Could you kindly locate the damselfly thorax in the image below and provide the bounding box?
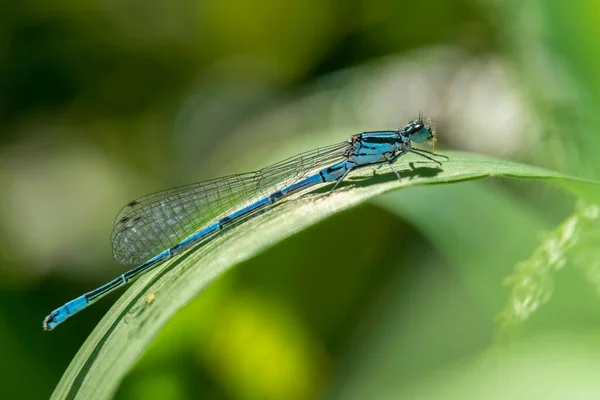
[346,131,410,166]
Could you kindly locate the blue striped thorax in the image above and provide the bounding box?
[347,131,405,165]
[346,116,437,166]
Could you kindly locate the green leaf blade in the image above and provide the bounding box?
[51,151,599,400]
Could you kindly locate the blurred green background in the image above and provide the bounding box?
[2,0,600,399]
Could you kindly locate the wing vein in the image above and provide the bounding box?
[110,141,349,264]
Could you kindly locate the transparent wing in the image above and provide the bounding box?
[110,140,350,264]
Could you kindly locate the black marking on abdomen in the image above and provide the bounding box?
[270,191,284,203]
[218,216,230,228]
[87,276,126,301]
[319,171,326,182]
[170,241,185,253]
[326,164,344,174]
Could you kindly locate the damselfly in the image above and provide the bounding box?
[43,115,444,330]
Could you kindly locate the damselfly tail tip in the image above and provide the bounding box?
[43,306,67,331]
[43,314,55,331]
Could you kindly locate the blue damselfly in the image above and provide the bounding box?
[43,115,444,330]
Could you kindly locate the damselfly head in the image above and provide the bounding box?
[405,116,437,153]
